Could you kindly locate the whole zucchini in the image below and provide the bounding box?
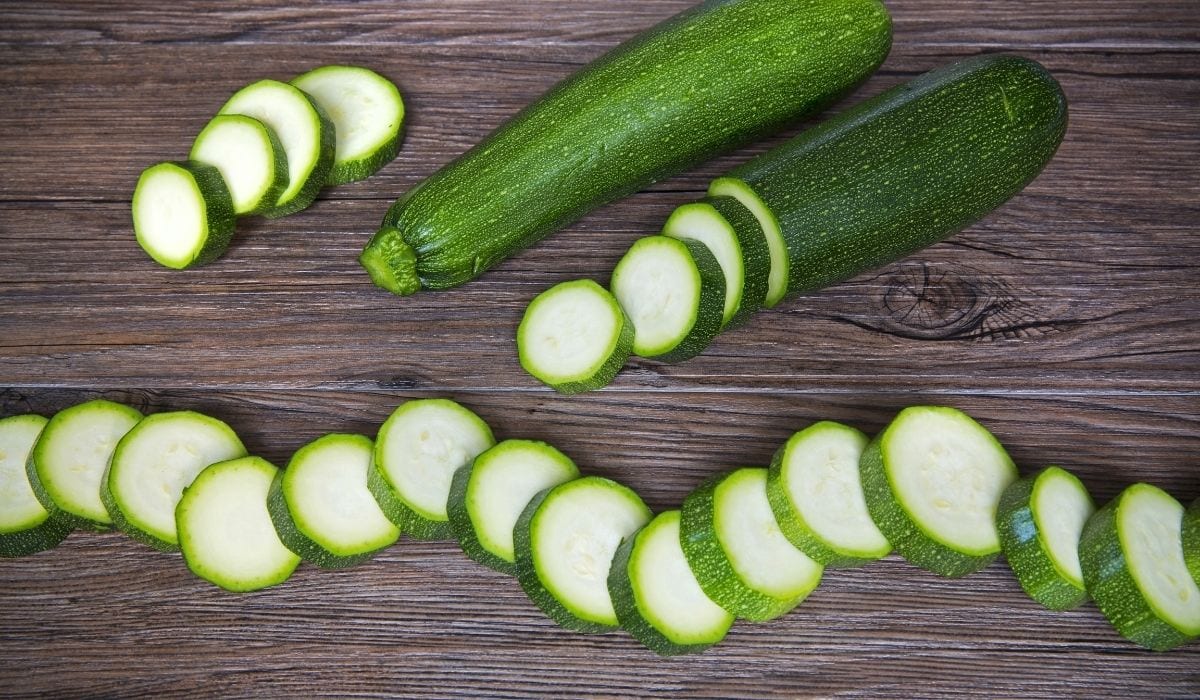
[361,0,893,295]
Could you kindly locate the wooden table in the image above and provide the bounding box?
[2,1,1197,696]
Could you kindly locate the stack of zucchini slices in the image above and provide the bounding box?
[132,65,405,270]
[3,399,1197,655]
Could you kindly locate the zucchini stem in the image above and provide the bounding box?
[360,226,421,295]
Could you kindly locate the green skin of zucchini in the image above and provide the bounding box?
[858,435,999,578]
[446,461,516,575]
[361,0,892,295]
[1184,498,1200,587]
[679,471,803,621]
[0,517,71,558]
[995,468,1089,611]
[641,237,726,363]
[134,161,237,270]
[723,53,1068,298]
[701,196,771,329]
[266,469,393,569]
[1079,491,1195,652]
[366,460,452,541]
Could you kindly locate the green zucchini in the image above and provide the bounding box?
[514,476,651,633]
[361,0,893,295]
[1079,483,1200,651]
[680,467,824,621]
[765,421,890,567]
[0,414,71,557]
[189,114,289,216]
[608,510,734,655]
[267,433,399,568]
[859,406,1017,578]
[1184,498,1200,587]
[447,439,580,575]
[662,196,770,329]
[177,456,301,592]
[995,466,1095,610]
[26,399,143,531]
[710,53,1067,300]
[517,279,634,394]
[132,161,236,269]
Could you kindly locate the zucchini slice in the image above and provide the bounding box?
[291,65,405,186]
[447,439,580,575]
[189,114,289,216]
[0,415,71,557]
[514,476,651,633]
[680,467,824,621]
[26,399,143,530]
[608,510,734,655]
[610,235,725,363]
[707,177,788,308]
[368,399,495,540]
[218,79,334,217]
[177,456,301,592]
[1079,483,1200,651]
[101,411,247,552]
[517,279,634,394]
[267,433,399,568]
[662,196,770,329]
[1184,498,1200,587]
[996,466,1095,610]
[132,161,236,269]
[766,421,890,567]
[859,406,1017,577]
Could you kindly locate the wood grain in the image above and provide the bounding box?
[1,0,1198,697]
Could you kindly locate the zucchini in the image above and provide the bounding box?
[267,433,399,568]
[517,279,634,394]
[368,398,495,540]
[101,411,247,552]
[1079,483,1200,651]
[189,114,289,216]
[610,235,725,362]
[218,79,334,217]
[996,466,1095,610]
[710,53,1067,300]
[291,65,405,186]
[514,476,651,633]
[765,421,890,567]
[447,439,580,575]
[177,456,301,592]
[26,399,143,530]
[662,196,770,329]
[132,161,236,269]
[1185,498,1200,587]
[859,406,1017,578]
[0,415,71,557]
[680,467,824,621]
[360,0,893,295]
[608,510,734,655]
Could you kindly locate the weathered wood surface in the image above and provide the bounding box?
[1,1,1198,697]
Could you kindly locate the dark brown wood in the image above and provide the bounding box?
[0,1,1197,696]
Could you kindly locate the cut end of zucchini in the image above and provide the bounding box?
[518,279,633,394]
[361,226,421,296]
[132,161,236,270]
[707,177,788,307]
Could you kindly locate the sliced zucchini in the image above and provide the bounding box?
[267,433,399,568]
[680,467,823,621]
[189,114,288,216]
[1184,498,1200,587]
[218,79,334,217]
[766,421,890,567]
[1079,483,1200,651]
[662,196,770,329]
[707,177,788,308]
[368,398,495,539]
[610,235,725,363]
[447,439,580,575]
[177,456,301,592]
[291,65,405,186]
[996,466,1095,610]
[608,510,733,655]
[859,406,1017,577]
[102,411,246,552]
[514,476,651,633]
[132,161,236,269]
[27,399,143,530]
[517,279,634,394]
[0,415,71,557]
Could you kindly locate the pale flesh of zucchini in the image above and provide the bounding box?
[709,176,788,307]
[1120,486,1200,635]
[518,279,632,394]
[611,235,718,359]
[0,416,52,532]
[663,203,744,325]
[1031,467,1094,587]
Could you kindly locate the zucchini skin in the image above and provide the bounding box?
[0,518,71,558]
[1185,498,1200,587]
[362,0,893,295]
[724,53,1068,297]
[446,461,517,575]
